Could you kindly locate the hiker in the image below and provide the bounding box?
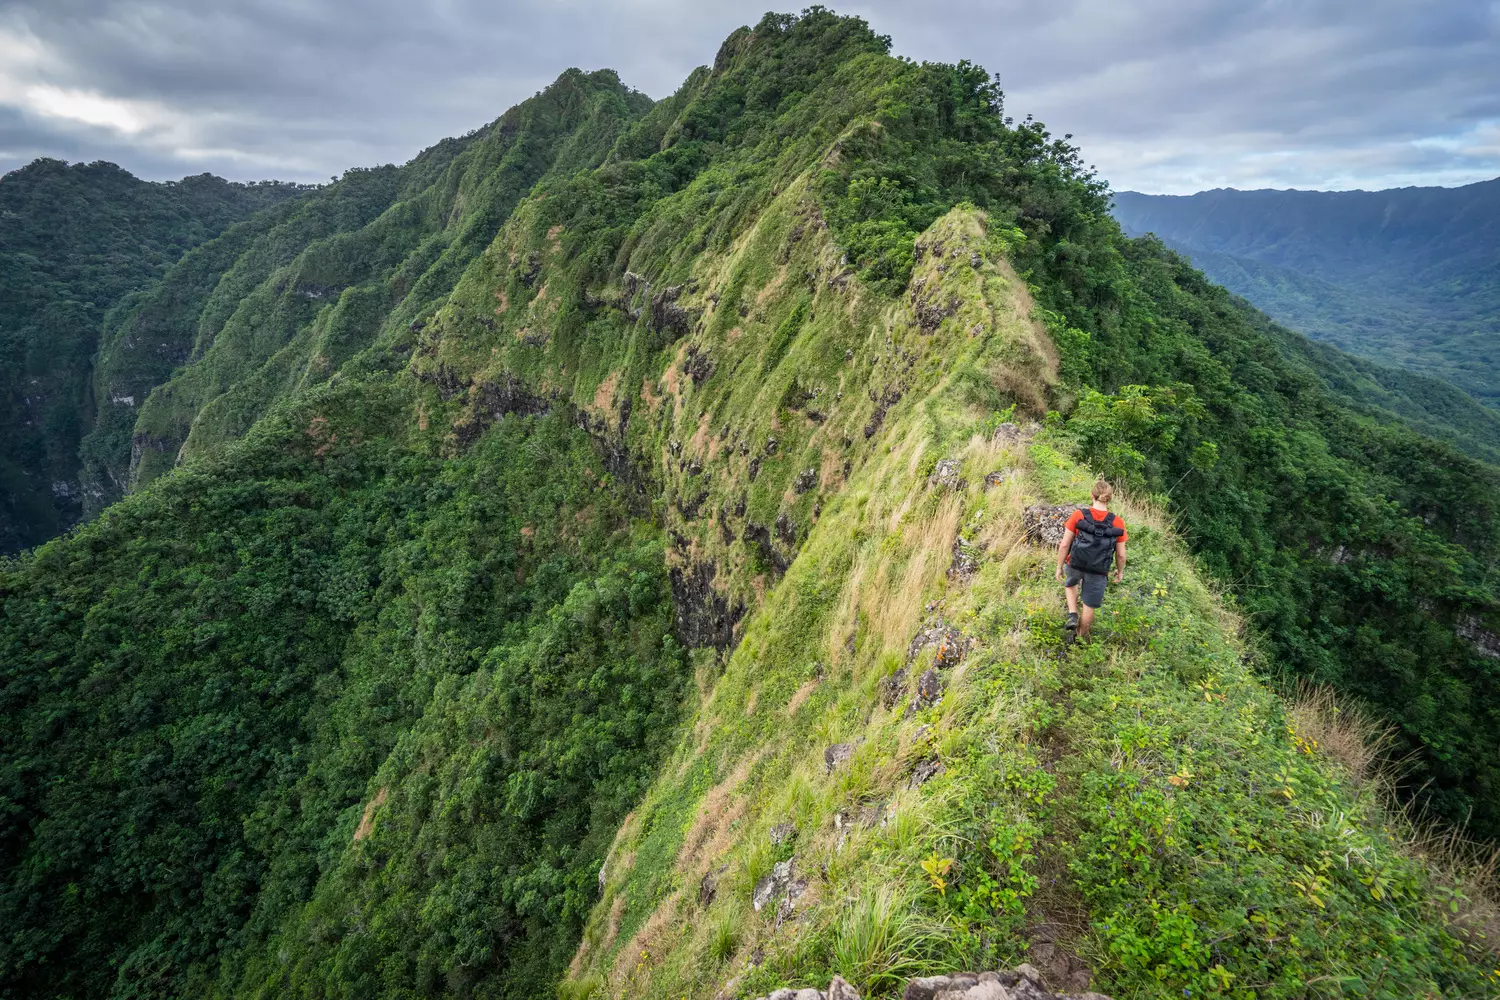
[1054,479,1127,639]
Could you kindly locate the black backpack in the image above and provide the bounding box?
[1070,509,1123,574]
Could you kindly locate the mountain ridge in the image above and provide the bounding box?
[1,10,1497,999]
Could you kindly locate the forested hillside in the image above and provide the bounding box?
[1113,181,1500,406]
[80,69,650,512]
[2,10,1497,1000]
[0,159,305,553]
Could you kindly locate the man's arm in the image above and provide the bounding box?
[1113,540,1127,583]
[1055,529,1075,582]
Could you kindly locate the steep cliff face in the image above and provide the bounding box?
[1,10,1497,1000]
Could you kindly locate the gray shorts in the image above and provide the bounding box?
[1065,565,1108,608]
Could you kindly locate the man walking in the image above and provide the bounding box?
[1055,479,1127,639]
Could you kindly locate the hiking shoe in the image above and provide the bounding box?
[1065,611,1079,631]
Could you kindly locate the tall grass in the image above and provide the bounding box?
[830,886,934,991]
[707,908,744,965]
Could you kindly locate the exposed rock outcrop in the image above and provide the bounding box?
[949,535,982,580]
[670,560,746,651]
[823,743,854,773]
[907,621,968,668]
[908,757,944,788]
[650,284,698,337]
[751,858,805,914]
[742,966,1111,1000]
[1022,504,1081,547]
[929,457,964,491]
[453,373,551,445]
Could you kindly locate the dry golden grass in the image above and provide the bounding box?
[1396,818,1500,957]
[826,545,870,668]
[611,892,682,995]
[786,678,819,716]
[676,754,759,882]
[885,492,961,635]
[1286,680,1397,786]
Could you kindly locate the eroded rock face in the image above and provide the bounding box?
[1456,614,1500,659]
[454,373,551,445]
[907,666,944,715]
[650,284,698,337]
[752,858,797,912]
[880,666,909,709]
[670,560,745,651]
[824,743,854,773]
[685,344,716,384]
[1023,504,1082,548]
[949,536,982,580]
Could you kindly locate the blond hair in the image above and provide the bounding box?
[1091,478,1114,503]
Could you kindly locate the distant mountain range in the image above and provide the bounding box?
[1113,178,1500,406]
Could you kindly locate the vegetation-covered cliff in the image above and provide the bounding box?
[0,158,305,553]
[2,11,1496,999]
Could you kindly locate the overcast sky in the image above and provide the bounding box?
[1,1,1496,195]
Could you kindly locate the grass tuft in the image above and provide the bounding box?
[1286,679,1397,786]
[830,886,931,991]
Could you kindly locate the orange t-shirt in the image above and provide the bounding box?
[1065,507,1127,565]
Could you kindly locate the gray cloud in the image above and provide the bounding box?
[0,0,1495,194]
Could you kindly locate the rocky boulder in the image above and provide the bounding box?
[1022,504,1081,547]
[902,965,1109,1000]
[743,966,1110,1000]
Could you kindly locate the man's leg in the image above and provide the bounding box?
[1077,604,1096,637]
[1064,584,1079,614]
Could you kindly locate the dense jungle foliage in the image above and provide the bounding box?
[1,385,686,998]
[1113,182,1500,407]
[0,158,305,553]
[2,9,1497,1000]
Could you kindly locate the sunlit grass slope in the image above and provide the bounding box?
[563,320,1496,999]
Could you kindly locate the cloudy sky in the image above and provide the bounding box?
[1,1,1496,194]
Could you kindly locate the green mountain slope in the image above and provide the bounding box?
[1112,181,1500,406]
[2,11,1497,1000]
[0,160,305,552]
[79,68,651,511]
